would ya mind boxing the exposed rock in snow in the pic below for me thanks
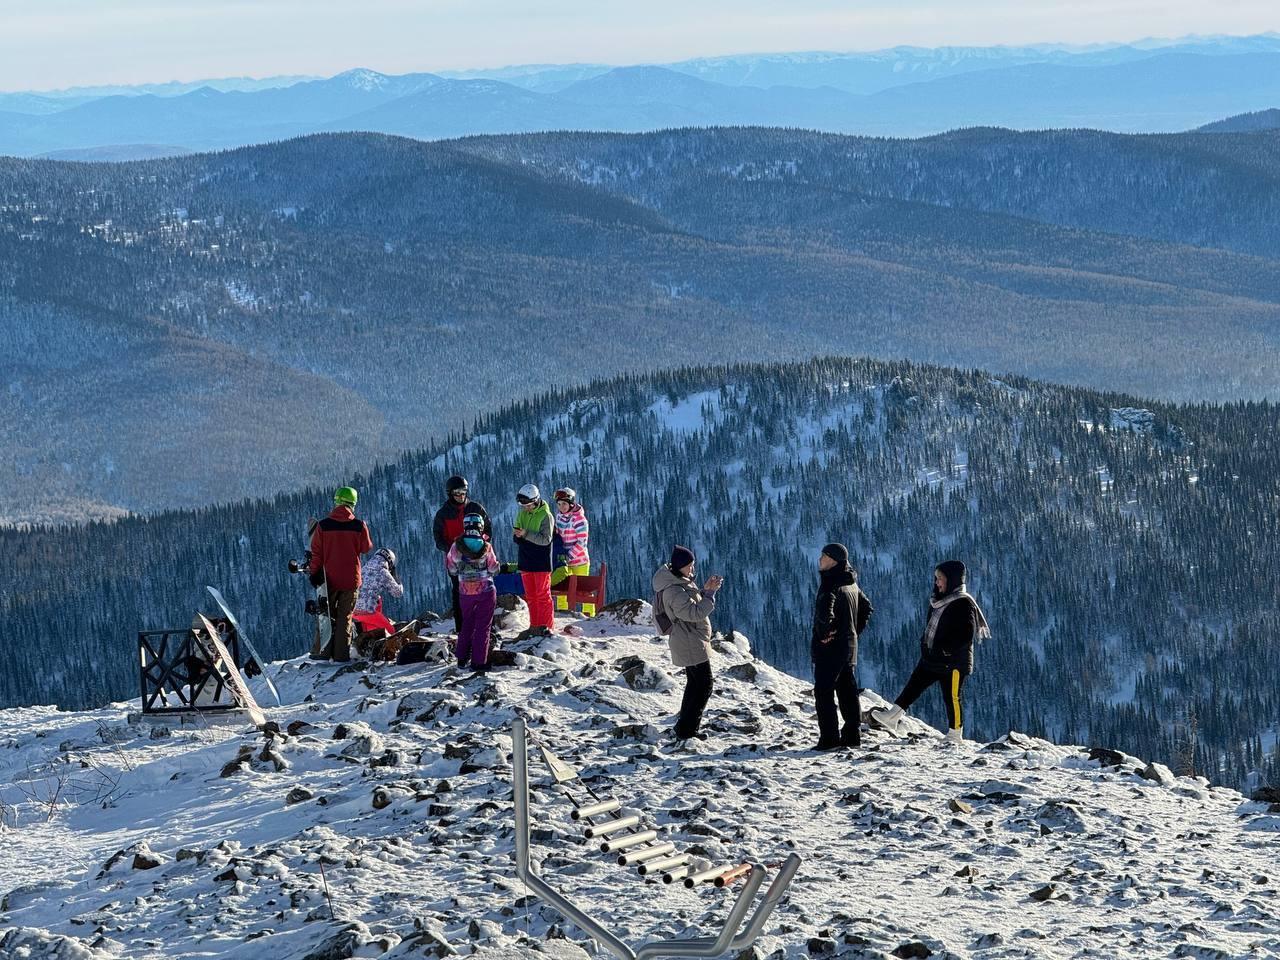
[0,615,1277,958]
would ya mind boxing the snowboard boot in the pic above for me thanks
[870,704,905,733]
[841,725,862,748]
[813,737,842,751]
[945,726,964,744]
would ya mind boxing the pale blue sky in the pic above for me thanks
[3,0,1278,91]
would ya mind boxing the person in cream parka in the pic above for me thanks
[653,545,722,740]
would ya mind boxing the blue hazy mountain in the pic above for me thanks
[5,37,1280,154]
[0,74,316,110]
[857,51,1280,134]
[451,33,1280,96]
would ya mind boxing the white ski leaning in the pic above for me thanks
[194,613,267,727]
[206,585,283,706]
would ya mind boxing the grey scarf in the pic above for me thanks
[923,588,991,651]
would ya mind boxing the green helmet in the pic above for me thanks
[334,486,358,507]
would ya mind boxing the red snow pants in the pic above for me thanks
[521,572,554,630]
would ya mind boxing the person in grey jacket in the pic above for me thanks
[652,545,722,741]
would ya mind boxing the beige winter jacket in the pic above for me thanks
[653,564,715,668]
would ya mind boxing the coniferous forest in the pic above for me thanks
[3,357,1278,789]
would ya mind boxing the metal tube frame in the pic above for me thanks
[511,718,802,959]
[586,815,642,838]
[603,830,660,853]
[621,843,678,867]
[645,855,696,880]
[573,799,622,820]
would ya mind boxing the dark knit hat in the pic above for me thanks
[670,545,696,572]
[936,559,967,592]
[821,542,849,566]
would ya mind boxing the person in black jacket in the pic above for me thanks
[812,543,873,750]
[432,475,492,634]
[871,559,990,743]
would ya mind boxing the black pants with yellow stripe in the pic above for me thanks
[894,660,967,730]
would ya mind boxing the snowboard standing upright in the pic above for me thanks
[206,585,283,706]
[304,516,337,660]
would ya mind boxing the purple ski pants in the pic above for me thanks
[457,585,497,667]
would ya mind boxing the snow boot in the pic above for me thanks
[813,737,842,751]
[870,704,905,733]
[672,729,707,744]
[945,726,964,744]
[841,725,862,748]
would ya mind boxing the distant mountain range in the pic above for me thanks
[4,126,1280,523]
[3,36,1280,156]
[443,33,1280,95]
[0,74,315,114]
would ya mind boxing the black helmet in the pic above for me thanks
[445,475,468,495]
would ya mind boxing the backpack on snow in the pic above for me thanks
[652,589,673,636]
[395,640,430,665]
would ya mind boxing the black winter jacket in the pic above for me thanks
[919,591,978,675]
[811,565,873,666]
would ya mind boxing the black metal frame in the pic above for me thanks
[138,625,244,715]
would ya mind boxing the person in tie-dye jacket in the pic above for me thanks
[551,487,593,614]
[445,513,501,671]
[356,548,404,614]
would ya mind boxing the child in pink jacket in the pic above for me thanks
[445,513,500,670]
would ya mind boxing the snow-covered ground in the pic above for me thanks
[2,608,1278,959]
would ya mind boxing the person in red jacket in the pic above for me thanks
[309,486,373,662]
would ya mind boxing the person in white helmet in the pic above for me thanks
[512,483,555,631]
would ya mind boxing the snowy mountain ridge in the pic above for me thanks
[2,608,1277,959]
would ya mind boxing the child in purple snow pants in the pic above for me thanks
[446,516,501,670]
[457,584,497,668]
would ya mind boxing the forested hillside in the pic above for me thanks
[1197,107,1280,132]
[5,129,1280,521]
[4,358,1278,790]
[458,126,1280,256]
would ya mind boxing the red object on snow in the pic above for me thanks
[551,562,608,614]
[353,597,395,635]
